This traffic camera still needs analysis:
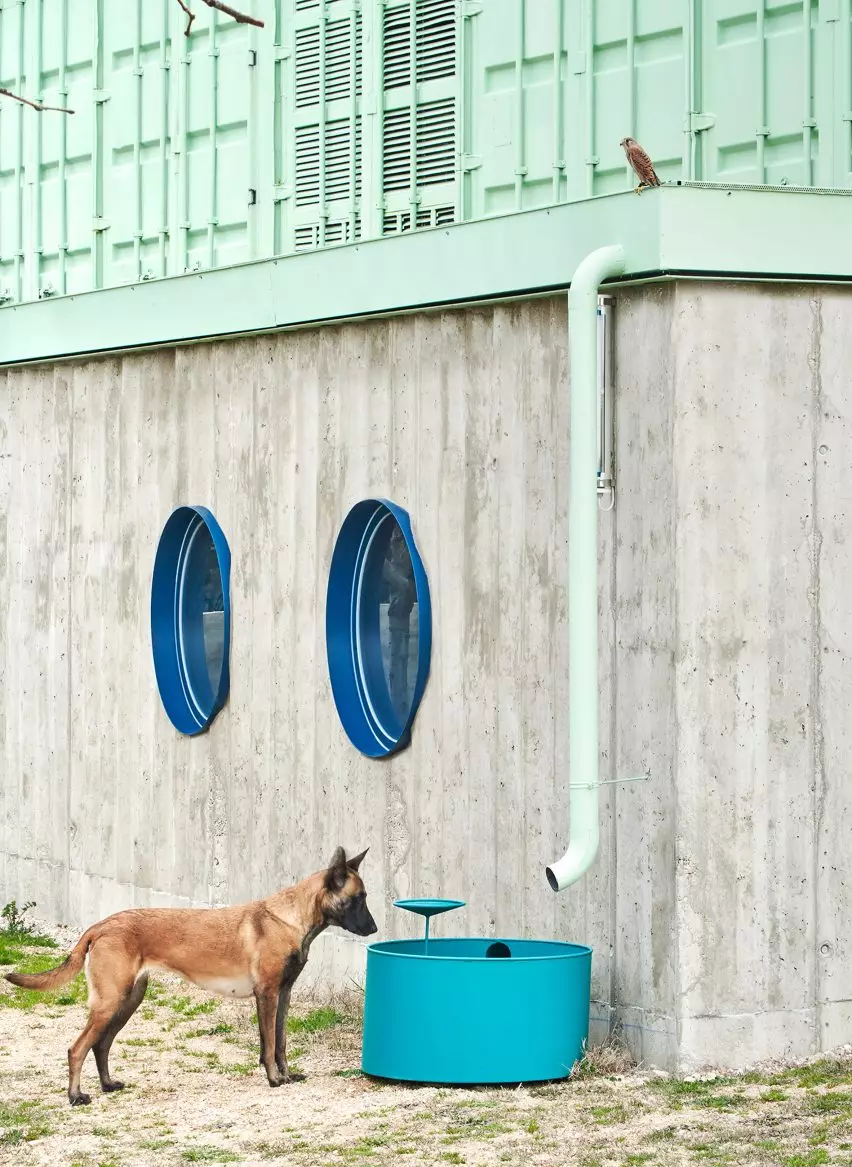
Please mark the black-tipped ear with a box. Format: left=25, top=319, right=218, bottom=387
left=348, top=848, right=369, bottom=872
left=325, top=846, right=348, bottom=892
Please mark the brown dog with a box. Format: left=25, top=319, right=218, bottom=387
left=5, top=847, right=377, bottom=1105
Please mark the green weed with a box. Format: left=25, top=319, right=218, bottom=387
left=288, top=1007, right=347, bottom=1034
left=0, top=1099, right=53, bottom=1145
left=783, top=1151, right=830, bottom=1167
left=589, top=1103, right=629, bottom=1125
left=168, top=996, right=218, bottom=1018
left=1, top=901, right=56, bottom=945
left=181, top=1147, right=240, bottom=1163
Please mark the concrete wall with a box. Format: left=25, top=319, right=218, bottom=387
left=0, top=283, right=849, bottom=1072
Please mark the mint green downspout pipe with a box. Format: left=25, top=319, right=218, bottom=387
left=546, top=245, right=625, bottom=893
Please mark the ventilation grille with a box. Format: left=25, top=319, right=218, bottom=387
left=295, top=218, right=361, bottom=251
left=295, top=15, right=362, bottom=108
left=383, top=204, right=455, bottom=234
left=295, top=27, right=320, bottom=107
left=416, top=0, right=456, bottom=82
left=295, top=125, right=321, bottom=206
left=295, top=119, right=362, bottom=207
left=383, top=108, right=412, bottom=192
left=383, top=98, right=456, bottom=191
left=383, top=5, right=411, bottom=89
left=326, top=15, right=362, bottom=102
left=416, top=98, right=455, bottom=185
left=383, top=0, right=456, bottom=89
left=326, top=117, right=362, bottom=202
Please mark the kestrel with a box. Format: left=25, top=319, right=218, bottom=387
left=620, top=137, right=660, bottom=192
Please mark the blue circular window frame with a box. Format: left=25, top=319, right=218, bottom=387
left=151, top=505, right=232, bottom=736
left=326, top=499, right=432, bottom=758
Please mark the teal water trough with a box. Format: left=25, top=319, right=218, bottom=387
left=361, top=900, right=592, bottom=1084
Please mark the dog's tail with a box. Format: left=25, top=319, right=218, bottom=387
left=4, top=927, right=95, bottom=991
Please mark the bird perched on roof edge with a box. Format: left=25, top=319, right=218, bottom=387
left=620, top=137, right=660, bottom=193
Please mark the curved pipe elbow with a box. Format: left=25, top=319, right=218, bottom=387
left=568, top=245, right=625, bottom=312
left=546, top=826, right=600, bottom=893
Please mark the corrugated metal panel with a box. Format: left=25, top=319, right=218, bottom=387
left=0, top=0, right=848, bottom=303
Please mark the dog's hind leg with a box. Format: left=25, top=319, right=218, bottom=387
left=67, top=946, right=137, bottom=1105
left=68, top=999, right=126, bottom=1106
left=93, top=973, right=149, bottom=1093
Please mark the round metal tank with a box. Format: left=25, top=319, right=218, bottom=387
left=361, top=936, right=592, bottom=1084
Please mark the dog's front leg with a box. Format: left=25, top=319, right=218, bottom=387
left=275, top=984, right=293, bottom=1077
left=255, top=986, right=286, bottom=1086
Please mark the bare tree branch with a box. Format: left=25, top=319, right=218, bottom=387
left=177, top=0, right=264, bottom=37
left=200, top=1, right=264, bottom=28
left=0, top=87, right=74, bottom=114
left=176, top=0, right=196, bottom=36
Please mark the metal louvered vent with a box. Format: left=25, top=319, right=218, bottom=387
left=295, top=0, right=320, bottom=10
left=295, top=126, right=321, bottom=206
left=295, top=27, right=320, bottom=108
left=416, top=98, right=455, bottom=185
left=326, top=15, right=363, bottom=102
left=383, top=108, right=412, bottom=191
left=382, top=99, right=456, bottom=192
left=383, top=204, right=454, bottom=235
left=383, top=0, right=457, bottom=90
left=296, top=218, right=361, bottom=252
left=416, top=0, right=456, bottom=81
left=383, top=211, right=412, bottom=234
left=295, top=121, right=361, bottom=207
left=295, top=224, right=320, bottom=250
left=383, top=5, right=411, bottom=90
left=326, top=118, right=362, bottom=201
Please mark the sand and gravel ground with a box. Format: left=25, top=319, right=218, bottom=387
left=1, top=919, right=851, bottom=1167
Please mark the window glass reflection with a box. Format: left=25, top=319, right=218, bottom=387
left=181, top=526, right=225, bottom=715
left=378, top=523, right=419, bottom=726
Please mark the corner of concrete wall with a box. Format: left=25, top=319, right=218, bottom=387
left=669, top=280, right=852, bottom=1071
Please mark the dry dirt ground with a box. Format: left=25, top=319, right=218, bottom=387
left=1, top=925, right=851, bottom=1167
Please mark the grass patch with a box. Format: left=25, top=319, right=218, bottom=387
left=588, top=1103, right=629, bottom=1125
left=1, top=900, right=58, bottom=947
left=809, top=1091, right=852, bottom=1115
left=185, top=1023, right=233, bottom=1039
left=168, top=996, right=218, bottom=1018
left=783, top=1152, right=830, bottom=1167
left=288, top=1007, right=347, bottom=1034
left=0, top=1099, right=54, bottom=1145
left=644, top=1126, right=678, bottom=1143
left=181, top=1146, right=240, bottom=1163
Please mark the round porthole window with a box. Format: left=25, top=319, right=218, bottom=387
left=150, top=506, right=231, bottom=736
left=326, top=499, right=432, bottom=758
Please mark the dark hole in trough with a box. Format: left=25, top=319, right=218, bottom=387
left=485, top=941, right=512, bottom=959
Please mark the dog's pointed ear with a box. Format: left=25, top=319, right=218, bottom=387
left=348, top=848, right=369, bottom=872
left=325, top=846, right=348, bottom=892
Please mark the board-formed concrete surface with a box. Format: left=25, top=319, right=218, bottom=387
left=1, top=283, right=849, bottom=1070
